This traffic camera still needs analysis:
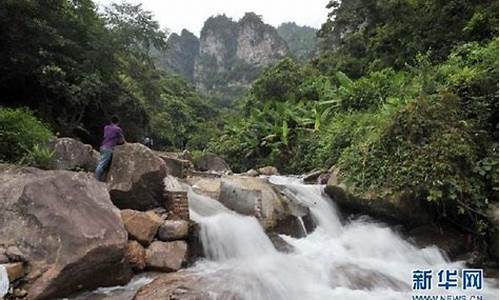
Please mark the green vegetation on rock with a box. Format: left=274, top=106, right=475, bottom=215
left=209, top=0, right=499, bottom=240
left=277, top=22, right=318, bottom=61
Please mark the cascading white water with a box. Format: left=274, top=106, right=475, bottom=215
left=187, top=176, right=499, bottom=300
left=0, top=265, right=8, bottom=299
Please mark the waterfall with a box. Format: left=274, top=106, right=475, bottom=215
left=0, top=265, right=8, bottom=299
left=187, top=176, right=499, bottom=300
left=297, top=216, right=307, bottom=236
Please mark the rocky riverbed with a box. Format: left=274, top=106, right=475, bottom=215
left=0, top=138, right=497, bottom=299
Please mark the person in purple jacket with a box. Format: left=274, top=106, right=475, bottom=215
left=95, top=115, right=125, bottom=181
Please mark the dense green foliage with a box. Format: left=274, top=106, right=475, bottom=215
left=277, top=22, right=318, bottom=61
left=0, top=0, right=497, bottom=242
left=0, top=0, right=217, bottom=149
left=0, top=107, right=54, bottom=165
left=316, top=0, right=498, bottom=78
left=209, top=0, right=499, bottom=238
left=149, top=74, right=221, bottom=150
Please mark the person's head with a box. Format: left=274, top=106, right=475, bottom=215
left=111, top=115, right=119, bottom=125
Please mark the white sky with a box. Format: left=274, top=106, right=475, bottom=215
left=96, top=0, right=330, bottom=36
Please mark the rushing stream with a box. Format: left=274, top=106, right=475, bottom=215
left=187, top=176, right=498, bottom=300
left=71, top=176, right=498, bottom=300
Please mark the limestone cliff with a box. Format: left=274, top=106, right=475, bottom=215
left=157, top=13, right=290, bottom=103
left=156, top=29, right=199, bottom=81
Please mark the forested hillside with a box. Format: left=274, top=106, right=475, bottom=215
left=156, top=13, right=291, bottom=105
left=208, top=0, right=499, bottom=239
left=277, top=22, right=318, bottom=61
left=0, top=0, right=219, bottom=152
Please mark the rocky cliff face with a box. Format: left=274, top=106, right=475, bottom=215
left=157, top=29, right=199, bottom=81
left=235, top=13, right=288, bottom=69
left=276, top=22, right=318, bottom=61
left=157, top=13, right=290, bottom=103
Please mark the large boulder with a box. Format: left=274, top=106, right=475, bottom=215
left=324, top=168, right=434, bottom=227
left=4, top=262, right=25, bottom=282
left=155, top=152, right=192, bottom=178
left=134, top=272, right=239, bottom=300
left=126, top=241, right=146, bottom=271
left=407, top=225, right=469, bottom=260
left=133, top=272, right=211, bottom=300
left=157, top=220, right=190, bottom=241
left=48, top=138, right=99, bottom=172
left=194, top=153, right=231, bottom=173
left=121, top=210, right=163, bottom=246
left=218, top=176, right=286, bottom=229
left=0, top=165, right=132, bottom=299
left=145, top=241, right=188, bottom=272
left=187, top=175, right=309, bottom=235
left=107, top=143, right=167, bottom=210
left=219, top=176, right=309, bottom=235
left=302, top=169, right=328, bottom=184
left=257, top=166, right=279, bottom=176
left=187, top=176, right=222, bottom=199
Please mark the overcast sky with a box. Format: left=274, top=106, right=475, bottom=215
left=96, top=0, right=330, bottom=36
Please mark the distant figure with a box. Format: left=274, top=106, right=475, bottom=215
left=142, top=136, right=154, bottom=149
left=95, top=115, right=125, bottom=181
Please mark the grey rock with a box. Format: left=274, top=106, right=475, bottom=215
left=107, top=143, right=167, bottom=210
left=257, top=166, right=280, bottom=176
left=6, top=246, right=26, bottom=262
left=158, top=220, right=190, bottom=241
left=145, top=241, right=188, bottom=272
left=194, top=153, right=231, bottom=173
left=0, top=165, right=132, bottom=299
left=48, top=138, right=99, bottom=172
left=121, top=210, right=163, bottom=246
left=244, top=169, right=259, bottom=177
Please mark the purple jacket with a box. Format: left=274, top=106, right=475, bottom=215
left=100, top=124, right=124, bottom=150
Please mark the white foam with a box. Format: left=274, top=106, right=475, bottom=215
left=187, top=176, right=499, bottom=300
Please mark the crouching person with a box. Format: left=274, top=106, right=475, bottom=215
left=95, top=115, right=125, bottom=181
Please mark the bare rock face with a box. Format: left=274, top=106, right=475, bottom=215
left=408, top=225, right=469, bottom=260
left=302, top=169, right=328, bottom=184
left=187, top=176, right=221, bottom=199
left=121, top=210, right=163, bottom=246
left=156, top=152, right=192, bottom=178
left=187, top=175, right=309, bottom=236
left=236, top=13, right=288, bottom=66
left=324, top=166, right=434, bottom=227
left=194, top=153, right=231, bottom=174
left=158, top=29, right=200, bottom=81
left=134, top=272, right=240, bottom=300
left=107, top=143, right=167, bottom=210
left=191, top=13, right=289, bottom=103
left=126, top=241, right=146, bottom=271
left=218, top=176, right=286, bottom=228
left=158, top=220, right=190, bottom=241
left=133, top=272, right=210, bottom=300
left=4, top=262, right=25, bottom=282
left=218, top=176, right=309, bottom=235
left=145, top=241, right=188, bottom=272
left=48, top=137, right=99, bottom=172
left=244, top=169, right=259, bottom=177
left=0, top=165, right=132, bottom=299
left=257, top=166, right=280, bottom=176
left=267, top=233, right=295, bottom=253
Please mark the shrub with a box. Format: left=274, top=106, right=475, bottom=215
left=0, top=107, right=54, bottom=164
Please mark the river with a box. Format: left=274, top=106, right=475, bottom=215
left=70, top=176, right=499, bottom=300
